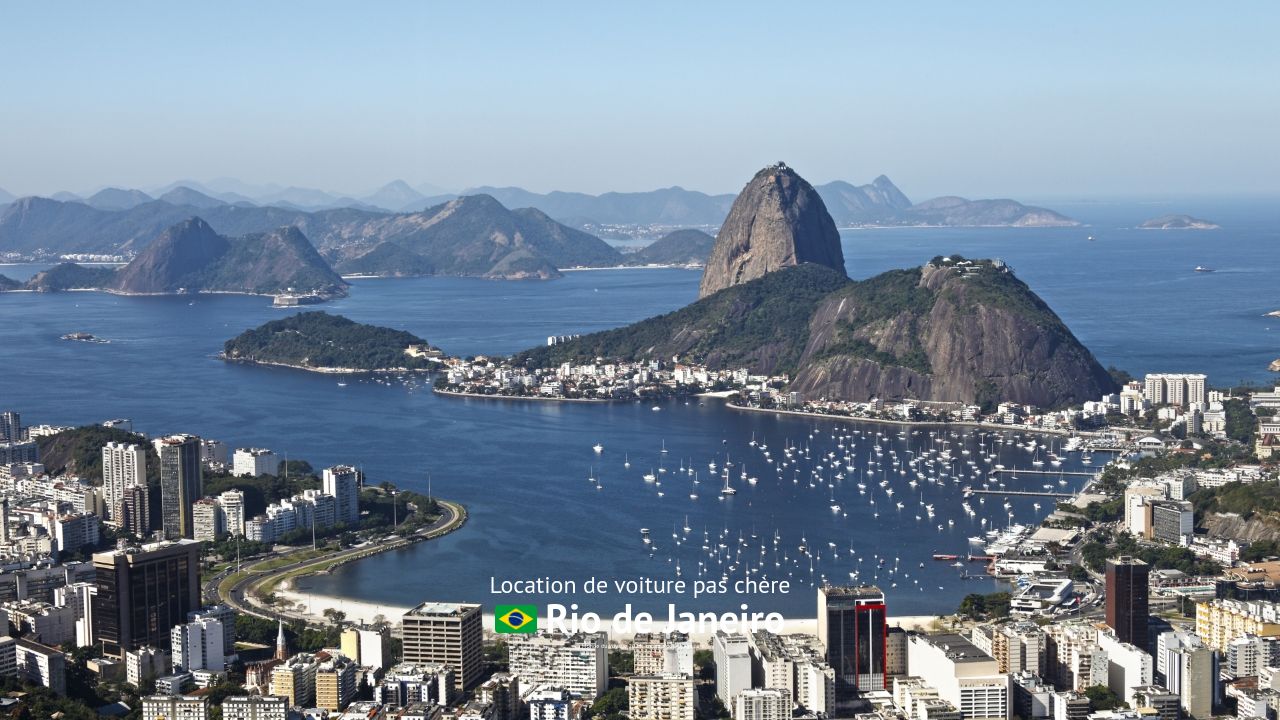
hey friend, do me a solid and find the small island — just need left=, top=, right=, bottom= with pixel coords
left=1139, top=214, right=1220, bottom=230
left=1271, top=358, right=1280, bottom=372
left=222, top=311, right=443, bottom=373
left=60, top=332, right=109, bottom=344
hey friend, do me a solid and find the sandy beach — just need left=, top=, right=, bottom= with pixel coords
left=277, top=586, right=942, bottom=643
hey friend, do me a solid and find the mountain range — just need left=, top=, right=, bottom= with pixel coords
left=515, top=163, right=1114, bottom=408
left=0, top=190, right=624, bottom=277
left=0, top=174, right=1076, bottom=251
left=6, top=217, right=347, bottom=296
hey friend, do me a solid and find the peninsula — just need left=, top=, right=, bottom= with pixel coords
left=222, top=311, right=442, bottom=373
left=511, top=163, right=1116, bottom=410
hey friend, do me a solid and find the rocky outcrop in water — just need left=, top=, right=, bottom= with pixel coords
left=698, top=163, right=846, bottom=298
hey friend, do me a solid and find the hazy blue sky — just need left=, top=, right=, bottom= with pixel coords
left=2, top=2, right=1277, bottom=199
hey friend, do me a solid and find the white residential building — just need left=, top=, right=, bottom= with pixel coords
left=735, top=688, right=790, bottom=720
left=171, top=617, right=226, bottom=672
left=507, top=631, right=608, bottom=700
left=713, top=631, right=753, bottom=707
left=102, top=441, right=146, bottom=525
left=627, top=674, right=696, bottom=720
left=323, top=465, right=360, bottom=525
left=218, top=489, right=246, bottom=537
left=907, top=633, right=1010, bottom=720
left=142, top=695, right=209, bottom=720
left=221, top=695, right=289, bottom=720
left=233, top=448, right=277, bottom=478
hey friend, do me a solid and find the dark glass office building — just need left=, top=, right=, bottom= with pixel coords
left=92, top=540, right=202, bottom=657
left=1106, top=556, right=1150, bottom=651
left=818, top=584, right=887, bottom=699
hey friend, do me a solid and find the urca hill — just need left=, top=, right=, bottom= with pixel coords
left=517, top=163, right=1117, bottom=409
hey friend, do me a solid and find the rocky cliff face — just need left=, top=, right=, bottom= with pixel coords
left=698, top=163, right=845, bottom=298
left=113, top=218, right=228, bottom=293
left=112, top=218, right=346, bottom=295
left=789, top=259, right=1117, bottom=408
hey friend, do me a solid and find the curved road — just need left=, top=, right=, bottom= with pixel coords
left=210, top=499, right=467, bottom=622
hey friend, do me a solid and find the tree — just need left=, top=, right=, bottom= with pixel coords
left=608, top=649, right=634, bottom=675
left=587, top=686, right=628, bottom=720
left=1085, top=685, right=1124, bottom=711
left=322, top=608, right=347, bottom=626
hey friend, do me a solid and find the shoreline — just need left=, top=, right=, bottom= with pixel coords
left=432, top=387, right=614, bottom=403
left=725, top=401, right=1092, bottom=438
left=220, top=354, right=436, bottom=375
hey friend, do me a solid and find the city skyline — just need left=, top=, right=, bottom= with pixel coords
left=2, top=2, right=1278, bottom=199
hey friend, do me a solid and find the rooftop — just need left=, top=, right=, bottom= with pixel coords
left=405, top=601, right=481, bottom=618
left=916, top=633, right=994, bottom=663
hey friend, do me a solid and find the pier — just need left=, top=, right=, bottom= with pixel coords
left=967, top=488, right=1074, bottom=499
left=993, top=468, right=1098, bottom=477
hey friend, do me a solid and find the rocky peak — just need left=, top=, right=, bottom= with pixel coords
left=698, top=163, right=845, bottom=298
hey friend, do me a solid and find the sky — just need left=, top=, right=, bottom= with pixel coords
left=2, top=2, right=1278, bottom=200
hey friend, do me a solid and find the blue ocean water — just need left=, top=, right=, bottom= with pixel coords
left=0, top=199, right=1275, bottom=617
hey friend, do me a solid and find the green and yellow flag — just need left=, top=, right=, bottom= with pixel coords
left=494, top=604, right=538, bottom=634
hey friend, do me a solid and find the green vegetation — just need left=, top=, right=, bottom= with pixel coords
left=586, top=687, right=628, bottom=720
left=608, top=649, right=634, bottom=675
left=514, top=263, right=852, bottom=373
left=1225, top=398, right=1259, bottom=445
left=1080, top=497, right=1124, bottom=523
left=956, top=592, right=1011, bottom=620
left=812, top=268, right=934, bottom=374
left=1242, top=539, right=1280, bottom=562
left=35, top=425, right=159, bottom=481
left=223, top=311, right=438, bottom=371
left=1085, top=685, right=1124, bottom=711
left=1191, top=481, right=1280, bottom=521
left=236, top=614, right=342, bottom=653
left=1080, top=532, right=1221, bottom=575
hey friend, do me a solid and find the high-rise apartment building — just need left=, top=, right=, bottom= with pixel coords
left=102, top=442, right=146, bottom=526
left=221, top=695, right=288, bottom=720
left=91, top=540, right=202, bottom=656
left=712, top=632, right=752, bottom=707
left=322, top=465, right=360, bottom=526
left=907, top=633, right=1010, bottom=720
left=156, top=435, right=202, bottom=539
left=0, top=411, right=21, bottom=442
left=1106, top=557, right=1150, bottom=651
left=270, top=653, right=320, bottom=707
left=120, top=485, right=152, bottom=537
left=217, top=489, right=246, bottom=537
left=141, top=695, right=208, bottom=720
left=315, top=653, right=358, bottom=711
left=400, top=602, right=483, bottom=691
left=735, top=688, right=791, bottom=720
left=192, top=499, right=223, bottom=542
left=818, top=584, right=887, bottom=697
left=507, top=630, right=609, bottom=700
left=171, top=617, right=226, bottom=673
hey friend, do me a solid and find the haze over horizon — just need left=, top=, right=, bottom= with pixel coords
left=2, top=2, right=1277, bottom=200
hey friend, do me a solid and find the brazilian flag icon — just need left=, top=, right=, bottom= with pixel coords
left=494, top=605, right=538, bottom=634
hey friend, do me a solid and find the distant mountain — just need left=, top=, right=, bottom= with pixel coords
left=625, top=229, right=716, bottom=266
left=899, top=196, right=1077, bottom=227
left=457, top=186, right=737, bottom=226
left=0, top=273, right=22, bottom=291
left=84, top=188, right=154, bottom=211
left=158, top=187, right=228, bottom=209
left=700, top=163, right=845, bottom=298
left=0, top=188, right=15, bottom=205
left=361, top=180, right=427, bottom=212
left=0, top=193, right=620, bottom=277
left=810, top=177, right=1076, bottom=227
left=255, top=186, right=343, bottom=209
left=1139, top=214, right=1220, bottom=230
left=112, top=217, right=347, bottom=295
left=320, top=195, right=622, bottom=279
left=813, top=175, right=913, bottom=223
left=50, top=191, right=82, bottom=202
